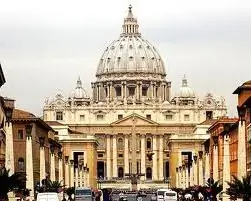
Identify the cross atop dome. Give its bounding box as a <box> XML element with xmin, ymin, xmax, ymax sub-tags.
<box><xmin>121</xmin><ymin>5</ymin><xmax>141</xmax><ymax>36</ymax></box>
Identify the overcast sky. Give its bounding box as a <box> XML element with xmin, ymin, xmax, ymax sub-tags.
<box><xmin>0</xmin><ymin>0</ymin><xmax>250</xmax><ymax>117</ymax></box>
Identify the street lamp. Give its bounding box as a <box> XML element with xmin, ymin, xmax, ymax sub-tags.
<box><xmin>5</xmin><ymin>106</ymin><xmax>13</xmax><ymax>126</ymax></box>
<box><xmin>25</xmin><ymin>124</ymin><xmax>33</xmax><ymax>137</ymax></box>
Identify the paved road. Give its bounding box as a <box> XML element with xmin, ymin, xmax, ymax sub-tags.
<box><xmin>110</xmin><ymin>193</ymin><xmax>153</xmax><ymax>201</ymax></box>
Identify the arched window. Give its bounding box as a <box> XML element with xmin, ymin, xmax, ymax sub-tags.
<box><xmin>18</xmin><ymin>158</ymin><xmax>24</xmax><ymax>171</ymax></box>
<box><xmin>146</xmin><ymin>167</ymin><xmax>152</xmax><ymax>180</ymax></box>
<box><xmin>147</xmin><ymin>138</ymin><xmax>151</xmax><ymax>149</ymax></box>
<box><xmin>118</xmin><ymin>138</ymin><xmax>123</xmax><ymax>150</ymax></box>
<box><xmin>118</xmin><ymin>167</ymin><xmax>124</xmax><ymax>178</ymax></box>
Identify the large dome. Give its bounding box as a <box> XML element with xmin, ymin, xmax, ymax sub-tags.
<box><xmin>96</xmin><ymin>5</ymin><xmax>166</xmax><ymax>77</ymax></box>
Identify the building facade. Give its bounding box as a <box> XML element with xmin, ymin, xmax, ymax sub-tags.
<box><xmin>43</xmin><ymin>6</ymin><xmax>227</xmax><ymax>189</ymax></box>
<box><xmin>233</xmin><ymin>80</ymin><xmax>251</xmax><ymax>176</ymax></box>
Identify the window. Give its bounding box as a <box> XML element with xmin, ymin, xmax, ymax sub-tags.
<box><xmin>146</xmin><ymin>114</ymin><xmax>151</xmax><ymax>120</ymax></box>
<box><xmin>18</xmin><ymin>158</ymin><xmax>25</xmax><ymax>171</ymax></box>
<box><xmin>80</xmin><ymin>115</ymin><xmax>85</xmax><ymax>121</ymax></box>
<box><xmin>128</xmin><ymin>87</ymin><xmax>135</xmax><ymax>96</ymax></box>
<box><xmin>142</xmin><ymin>88</ymin><xmax>148</xmax><ymax>96</ymax></box>
<box><xmin>118</xmin><ymin>114</ymin><xmax>123</xmax><ymax>120</ymax></box>
<box><xmin>18</xmin><ymin>130</ymin><xmax>24</xmax><ymax>139</ymax></box>
<box><xmin>147</xmin><ymin>138</ymin><xmax>151</xmax><ymax>149</ymax></box>
<box><xmin>184</xmin><ymin>114</ymin><xmax>190</xmax><ymax>121</ymax></box>
<box><xmin>206</xmin><ymin>111</ymin><xmax>213</xmax><ymax>120</ymax></box>
<box><xmin>118</xmin><ymin>138</ymin><xmax>123</xmax><ymax>150</ymax></box>
<box><xmin>56</xmin><ymin>111</ymin><xmax>63</xmax><ymax>121</ymax></box>
<box><xmin>97</xmin><ymin>115</ymin><xmax>104</xmax><ymax>120</ymax></box>
<box><xmin>116</xmin><ymin>87</ymin><xmax>121</xmax><ymax>97</ymax></box>
<box><xmin>118</xmin><ymin>154</ymin><xmax>123</xmax><ymax>158</ymax></box>
<box><xmin>165</xmin><ymin>115</ymin><xmax>173</xmax><ymax>120</ymax></box>
<box><xmin>98</xmin><ymin>154</ymin><xmax>103</xmax><ymax>158</ymax></box>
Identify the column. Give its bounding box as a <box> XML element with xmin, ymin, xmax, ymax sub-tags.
<box><xmin>198</xmin><ymin>151</ymin><xmax>203</xmax><ymax>186</ymax></box>
<box><xmin>176</xmin><ymin>168</ymin><xmax>179</xmax><ymax>188</ymax></box>
<box><xmin>222</xmin><ymin>134</ymin><xmax>230</xmax><ymax>201</ymax></box>
<box><xmin>204</xmin><ymin>151</ymin><xmax>210</xmax><ymax>185</ymax></box>
<box><xmin>64</xmin><ymin>156</ymin><xmax>69</xmax><ymax>187</ymax></box>
<box><xmin>121</xmin><ymin>83</ymin><xmax>124</xmax><ymax>98</ymax></box>
<box><xmin>70</xmin><ymin>160</ymin><xmax>74</xmax><ymax>187</ymax></box>
<box><xmin>136</xmin><ymin>82</ymin><xmax>139</xmax><ymax>100</ymax></box>
<box><xmin>152</xmin><ymin>135</ymin><xmax>158</xmax><ymax>180</ymax></box>
<box><xmin>124</xmin><ymin>82</ymin><xmax>127</xmax><ymax>100</ymax></box>
<box><xmin>238</xmin><ymin>121</ymin><xmax>247</xmax><ymax>178</ymax></box>
<box><xmin>112</xmin><ymin>135</ymin><xmax>117</xmax><ymax>177</ymax></box>
<box><xmin>185</xmin><ymin>163</ymin><xmax>189</xmax><ymax>188</ymax></box>
<box><xmin>39</xmin><ymin>137</ymin><xmax>46</xmax><ymax>182</ymax></box>
<box><xmin>158</xmin><ymin>135</ymin><xmax>164</xmax><ymax>180</ymax></box>
<box><xmin>5</xmin><ymin>122</ymin><xmax>14</xmax><ymax>175</ymax></box>
<box><xmin>182</xmin><ymin>165</ymin><xmax>186</xmax><ymax>189</ymax></box>
<box><xmin>106</xmin><ymin>135</ymin><xmax>111</xmax><ymax>179</ymax></box>
<box><xmin>86</xmin><ymin>168</ymin><xmax>90</xmax><ymax>187</ymax></box>
<box><xmin>139</xmin><ymin>82</ymin><xmax>142</xmax><ymax>99</ymax></box>
<box><xmin>83</xmin><ymin>167</ymin><xmax>86</xmax><ymax>187</ymax></box>
<box><xmin>189</xmin><ymin>162</ymin><xmax>194</xmax><ymax>187</ymax></box>
<box><xmin>50</xmin><ymin>146</ymin><xmax>55</xmax><ymax>181</ymax></box>
<box><xmin>193</xmin><ymin>155</ymin><xmax>198</xmax><ymax>185</ymax></box>
<box><xmin>140</xmin><ymin>134</ymin><xmax>146</xmax><ymax>180</ymax></box>
<box><xmin>179</xmin><ymin>166</ymin><xmax>183</xmax><ymax>188</ymax></box>
<box><xmin>213</xmin><ymin>138</ymin><xmax>219</xmax><ymax>181</ymax></box>
<box><xmin>79</xmin><ymin>166</ymin><xmax>83</xmax><ymax>187</ymax></box>
<box><xmin>26</xmin><ymin>127</ymin><xmax>34</xmax><ymax>198</ymax></box>
<box><xmin>58</xmin><ymin>153</ymin><xmax>63</xmax><ymax>184</ymax></box>
<box><xmin>75</xmin><ymin>167</ymin><xmax>79</xmax><ymax>187</ymax></box>
<box><xmin>124</xmin><ymin>134</ymin><xmax>129</xmax><ymax>174</ymax></box>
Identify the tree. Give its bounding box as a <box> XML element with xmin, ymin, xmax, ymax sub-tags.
<box><xmin>47</xmin><ymin>181</ymin><xmax>63</xmax><ymax>193</ymax></box>
<box><xmin>226</xmin><ymin>175</ymin><xmax>251</xmax><ymax>201</ymax></box>
<box><xmin>0</xmin><ymin>167</ymin><xmax>26</xmax><ymax>201</ymax></box>
<box><xmin>205</xmin><ymin>178</ymin><xmax>223</xmax><ymax>201</ymax></box>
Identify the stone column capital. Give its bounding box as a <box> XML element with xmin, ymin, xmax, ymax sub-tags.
<box><xmin>39</xmin><ymin>137</ymin><xmax>45</xmax><ymax>147</ymax></box>
<box><xmin>198</xmin><ymin>151</ymin><xmax>203</xmax><ymax>159</ymax></box>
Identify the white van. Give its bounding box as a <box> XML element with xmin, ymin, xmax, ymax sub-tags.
<box><xmin>37</xmin><ymin>192</ymin><xmax>60</xmax><ymax>201</ymax></box>
<box><xmin>157</xmin><ymin>189</ymin><xmax>177</xmax><ymax>201</ymax></box>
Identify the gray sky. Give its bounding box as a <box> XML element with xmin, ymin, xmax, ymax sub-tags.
<box><xmin>0</xmin><ymin>0</ymin><xmax>251</xmax><ymax>117</ymax></box>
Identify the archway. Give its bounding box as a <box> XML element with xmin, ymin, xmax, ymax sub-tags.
<box><xmin>146</xmin><ymin>167</ymin><xmax>152</xmax><ymax>180</ymax></box>
<box><xmin>118</xmin><ymin>167</ymin><xmax>124</xmax><ymax>178</ymax></box>
<box><xmin>97</xmin><ymin>161</ymin><xmax>105</xmax><ymax>178</ymax></box>
<box><xmin>165</xmin><ymin>161</ymin><xmax>169</xmax><ymax>179</ymax></box>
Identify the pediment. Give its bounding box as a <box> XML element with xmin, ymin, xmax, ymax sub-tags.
<box><xmin>111</xmin><ymin>113</ymin><xmax>158</xmax><ymax>126</ymax></box>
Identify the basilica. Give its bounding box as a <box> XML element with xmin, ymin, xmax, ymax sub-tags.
<box><xmin>43</xmin><ymin>5</ymin><xmax>227</xmax><ymax>189</ymax></box>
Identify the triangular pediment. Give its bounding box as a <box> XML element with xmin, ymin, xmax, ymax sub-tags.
<box><xmin>111</xmin><ymin>113</ymin><xmax>158</xmax><ymax>126</ymax></box>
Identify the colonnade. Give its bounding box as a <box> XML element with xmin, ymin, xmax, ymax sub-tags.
<box><xmin>175</xmin><ymin>150</ymin><xmax>210</xmax><ymax>189</ymax></box>
<box><xmin>105</xmin><ymin>134</ymin><xmax>166</xmax><ymax>180</ymax></box>
<box><xmin>92</xmin><ymin>81</ymin><xmax>170</xmax><ymax>102</ymax></box>
<box><xmin>63</xmin><ymin>157</ymin><xmax>90</xmax><ymax>188</ymax></box>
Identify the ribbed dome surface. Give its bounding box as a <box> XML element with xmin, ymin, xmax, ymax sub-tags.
<box><xmin>96</xmin><ymin>36</ymin><xmax>166</xmax><ymax>76</ymax></box>
<box><xmin>96</xmin><ymin>5</ymin><xmax>166</xmax><ymax>77</ymax></box>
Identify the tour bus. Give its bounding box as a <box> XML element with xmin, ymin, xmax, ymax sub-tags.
<box><xmin>75</xmin><ymin>187</ymin><xmax>93</xmax><ymax>201</ymax></box>
<box><xmin>156</xmin><ymin>189</ymin><xmax>177</xmax><ymax>201</ymax></box>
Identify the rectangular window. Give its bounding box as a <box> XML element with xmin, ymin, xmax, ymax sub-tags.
<box><xmin>142</xmin><ymin>88</ymin><xmax>148</xmax><ymax>96</ymax></box>
<box><xmin>146</xmin><ymin>114</ymin><xmax>151</xmax><ymax>120</ymax></box>
<box><xmin>116</xmin><ymin>87</ymin><xmax>121</xmax><ymax>97</ymax></box>
<box><xmin>18</xmin><ymin>130</ymin><xmax>23</xmax><ymax>139</ymax></box>
<box><xmin>206</xmin><ymin>111</ymin><xmax>213</xmax><ymax>120</ymax></box>
<box><xmin>80</xmin><ymin>115</ymin><xmax>85</xmax><ymax>121</ymax></box>
<box><xmin>118</xmin><ymin>114</ymin><xmax>123</xmax><ymax>120</ymax></box>
<box><xmin>97</xmin><ymin>114</ymin><xmax>104</xmax><ymax>120</ymax></box>
<box><xmin>128</xmin><ymin>87</ymin><xmax>135</xmax><ymax>96</ymax></box>
<box><xmin>56</xmin><ymin>111</ymin><xmax>63</xmax><ymax>121</ymax></box>
<box><xmin>98</xmin><ymin>154</ymin><xmax>103</xmax><ymax>158</ymax></box>
<box><xmin>165</xmin><ymin>115</ymin><xmax>173</xmax><ymax>120</ymax></box>
<box><xmin>184</xmin><ymin>114</ymin><xmax>190</xmax><ymax>121</ymax></box>
<box><xmin>118</xmin><ymin>154</ymin><xmax>123</xmax><ymax>158</ymax></box>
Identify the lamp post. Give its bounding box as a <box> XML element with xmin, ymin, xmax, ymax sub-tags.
<box><xmin>5</xmin><ymin>106</ymin><xmax>13</xmax><ymax>126</ymax></box>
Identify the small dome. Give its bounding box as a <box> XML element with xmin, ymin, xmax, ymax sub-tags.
<box><xmin>73</xmin><ymin>77</ymin><xmax>89</xmax><ymax>99</ymax></box>
<box><xmin>178</xmin><ymin>76</ymin><xmax>195</xmax><ymax>98</ymax></box>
